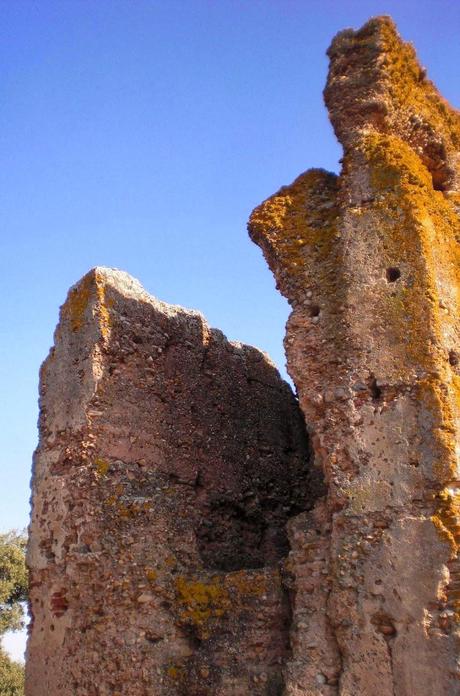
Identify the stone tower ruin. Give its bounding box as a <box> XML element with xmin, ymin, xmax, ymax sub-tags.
<box><xmin>27</xmin><ymin>16</ymin><xmax>460</xmax><ymax>696</ymax></box>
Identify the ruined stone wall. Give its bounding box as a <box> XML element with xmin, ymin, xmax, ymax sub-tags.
<box><xmin>27</xmin><ymin>16</ymin><xmax>460</xmax><ymax>696</ymax></box>
<box><xmin>249</xmin><ymin>16</ymin><xmax>460</xmax><ymax>696</ymax></box>
<box><xmin>26</xmin><ymin>268</ymin><xmax>318</xmax><ymax>695</ymax></box>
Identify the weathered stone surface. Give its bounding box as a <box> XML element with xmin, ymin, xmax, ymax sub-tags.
<box><xmin>249</xmin><ymin>16</ymin><xmax>460</xmax><ymax>696</ymax></box>
<box><xmin>27</xmin><ymin>16</ymin><xmax>460</xmax><ymax>696</ymax></box>
<box><xmin>26</xmin><ymin>268</ymin><xmax>318</xmax><ymax>695</ymax></box>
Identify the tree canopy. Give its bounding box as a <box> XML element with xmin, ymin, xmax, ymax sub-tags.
<box><xmin>0</xmin><ymin>531</ymin><xmax>27</xmax><ymax>696</ymax></box>
<box><xmin>0</xmin><ymin>653</ymin><xmax>24</xmax><ymax>696</ymax></box>
<box><xmin>0</xmin><ymin>531</ymin><xmax>27</xmax><ymax>636</ymax></box>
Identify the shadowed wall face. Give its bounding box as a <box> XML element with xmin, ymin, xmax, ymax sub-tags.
<box><xmin>26</xmin><ymin>268</ymin><xmax>319</xmax><ymax>696</ymax></box>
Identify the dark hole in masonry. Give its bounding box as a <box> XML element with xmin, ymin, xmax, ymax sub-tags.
<box><xmin>309</xmin><ymin>304</ymin><xmax>321</xmax><ymax>317</ymax></box>
<box><xmin>432</xmin><ymin>174</ymin><xmax>448</xmax><ymax>192</ymax></box>
<box><xmin>386</xmin><ymin>267</ymin><xmax>401</xmax><ymax>283</ymax></box>
<box><xmin>449</xmin><ymin>350</ymin><xmax>459</xmax><ymax>366</ymax></box>
<box><xmin>368</xmin><ymin>376</ymin><xmax>382</xmax><ymax>401</ymax></box>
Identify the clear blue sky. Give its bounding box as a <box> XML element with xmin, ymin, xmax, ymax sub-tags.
<box><xmin>1</xmin><ymin>0</ymin><xmax>459</xmax><ymax>542</ymax></box>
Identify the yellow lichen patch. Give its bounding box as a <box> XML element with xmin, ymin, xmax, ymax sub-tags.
<box><xmin>351</xmin><ymin>129</ymin><xmax>460</xmax><ymax>616</ymax></box>
<box><xmin>249</xmin><ymin>169</ymin><xmax>340</xmax><ymax>293</ymax></box>
<box><xmin>166</xmin><ymin>664</ymin><xmax>185</xmax><ymax>682</ymax></box>
<box><xmin>103</xmin><ymin>484</ymin><xmax>152</xmax><ymax>518</ymax></box>
<box><xmin>225</xmin><ymin>569</ymin><xmax>269</xmax><ymax>597</ymax></box>
<box><xmin>62</xmin><ymin>269</ymin><xmax>112</xmax><ymax>342</ymax></box>
<box><xmin>174</xmin><ymin>570</ymin><xmax>278</xmax><ymax>640</ymax></box>
<box><xmin>431</xmin><ymin>485</ymin><xmax>460</xmax><ymax>619</ymax></box>
<box><xmin>431</xmin><ymin>514</ymin><xmax>456</xmax><ymax>550</ymax></box>
<box><xmin>63</xmin><ymin>273</ymin><xmax>94</xmax><ymax>332</ymax></box>
<box><xmin>165</xmin><ymin>555</ymin><xmax>177</xmax><ymax>569</ymax></box>
<box><xmin>94</xmin><ymin>457</ymin><xmax>110</xmax><ymax>477</ymax></box>
<box><xmin>351</xmin><ymin>131</ymin><xmax>460</xmax><ymax>377</ymax></box>
<box><xmin>103</xmin><ymin>483</ymin><xmax>124</xmax><ymax>508</ymax></box>
<box><xmin>174</xmin><ymin>576</ymin><xmax>230</xmax><ymax>638</ymax></box>
<box><xmin>344</xmin><ymin>136</ymin><xmax>435</xmax><ymax>376</ymax></box>
<box><xmin>345</xmin><ymin>17</ymin><xmax>460</xmax><ymax>154</ymax></box>
<box><xmin>117</xmin><ymin>504</ymin><xmax>132</xmax><ymax>519</ymax></box>
<box><xmin>117</xmin><ymin>500</ymin><xmax>151</xmax><ymax>519</ymax></box>
<box><xmin>360</xmin><ymin>131</ymin><xmax>433</xmax><ymax>192</ymax></box>
<box><xmin>104</xmin><ymin>494</ymin><xmax>118</xmax><ymax>507</ymax></box>
<box><xmin>248</xmin><ymin>169</ymin><xmax>346</xmax><ymax>355</ymax></box>
<box><xmin>377</xmin><ymin>19</ymin><xmax>460</xmax><ymax>152</ymax></box>
<box><xmin>431</xmin><ymin>488</ymin><xmax>459</xmax><ymax>555</ymax></box>
<box><xmin>145</xmin><ymin>568</ymin><xmax>158</xmax><ymax>583</ymax></box>
<box><xmin>94</xmin><ymin>270</ymin><xmax>111</xmax><ymax>342</ymax></box>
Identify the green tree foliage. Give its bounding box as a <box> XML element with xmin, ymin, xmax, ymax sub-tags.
<box><xmin>0</xmin><ymin>651</ymin><xmax>24</xmax><ymax>696</ymax></box>
<box><xmin>0</xmin><ymin>532</ymin><xmax>27</xmax><ymax>635</ymax></box>
<box><xmin>0</xmin><ymin>531</ymin><xmax>27</xmax><ymax>696</ymax></box>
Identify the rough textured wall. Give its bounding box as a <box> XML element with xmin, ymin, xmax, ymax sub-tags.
<box><xmin>27</xmin><ymin>16</ymin><xmax>460</xmax><ymax>696</ymax></box>
<box><xmin>26</xmin><ymin>268</ymin><xmax>319</xmax><ymax>695</ymax></box>
<box><xmin>249</xmin><ymin>16</ymin><xmax>460</xmax><ymax>696</ymax></box>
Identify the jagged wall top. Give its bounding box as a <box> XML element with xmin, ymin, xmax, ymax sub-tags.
<box><xmin>325</xmin><ymin>16</ymin><xmax>460</xmax><ymax>191</ymax></box>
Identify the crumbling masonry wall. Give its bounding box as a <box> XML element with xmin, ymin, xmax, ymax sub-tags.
<box><xmin>26</xmin><ymin>268</ymin><xmax>319</xmax><ymax>695</ymax></box>
<box><xmin>28</xmin><ymin>16</ymin><xmax>460</xmax><ymax>696</ymax></box>
<box><xmin>249</xmin><ymin>16</ymin><xmax>460</xmax><ymax>696</ymax></box>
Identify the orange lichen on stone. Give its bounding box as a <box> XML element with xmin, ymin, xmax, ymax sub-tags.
<box><xmin>325</xmin><ymin>16</ymin><xmax>460</xmax><ymax>190</ymax></box>
<box><xmin>94</xmin><ymin>457</ymin><xmax>110</xmax><ymax>477</ymax></box>
<box><xmin>356</xmin><ymin>132</ymin><xmax>460</xmax><ymax>571</ymax></box>
<box><xmin>350</xmin><ymin>131</ymin><xmax>460</xmax><ymax>376</ymax></box>
<box><xmin>174</xmin><ymin>576</ymin><xmax>230</xmax><ymax>638</ymax></box>
<box><xmin>145</xmin><ymin>568</ymin><xmax>158</xmax><ymax>582</ymax></box>
<box><xmin>61</xmin><ymin>268</ymin><xmax>111</xmax><ymax>342</ymax></box>
<box><xmin>225</xmin><ymin>569</ymin><xmax>269</xmax><ymax>597</ymax></box>
<box><xmin>249</xmin><ymin>169</ymin><xmax>340</xmax><ymax>298</ymax></box>
<box><xmin>166</xmin><ymin>664</ymin><xmax>185</xmax><ymax>683</ymax></box>
<box><xmin>63</xmin><ymin>272</ymin><xmax>93</xmax><ymax>332</ymax></box>
<box><xmin>94</xmin><ymin>270</ymin><xmax>111</xmax><ymax>342</ymax></box>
